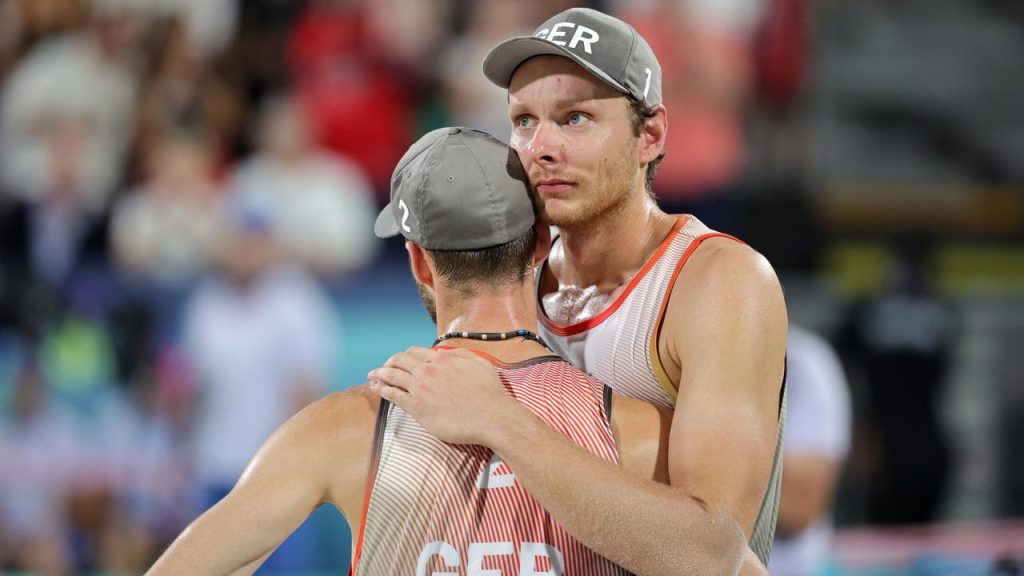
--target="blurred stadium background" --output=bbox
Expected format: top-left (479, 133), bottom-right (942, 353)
top-left (0, 0), bottom-right (1022, 574)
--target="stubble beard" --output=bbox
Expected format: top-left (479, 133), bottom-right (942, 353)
top-left (539, 142), bottom-right (639, 235)
top-left (417, 282), bottom-right (438, 325)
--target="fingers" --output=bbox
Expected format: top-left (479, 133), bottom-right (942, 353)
top-left (369, 379), bottom-right (413, 408)
top-left (367, 366), bottom-right (415, 392)
top-left (381, 347), bottom-right (440, 374)
top-left (369, 346), bottom-right (492, 395)
top-left (388, 346), bottom-right (437, 366)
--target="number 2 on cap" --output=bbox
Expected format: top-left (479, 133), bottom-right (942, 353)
top-left (399, 199), bottom-right (412, 233)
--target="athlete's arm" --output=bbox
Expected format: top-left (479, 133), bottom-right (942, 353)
top-left (659, 239), bottom-right (787, 560)
top-left (369, 242), bottom-right (785, 576)
top-left (371, 349), bottom-right (749, 575)
top-left (146, 389), bottom-right (376, 576)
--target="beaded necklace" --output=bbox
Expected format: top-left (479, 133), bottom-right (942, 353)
top-left (433, 329), bottom-right (553, 352)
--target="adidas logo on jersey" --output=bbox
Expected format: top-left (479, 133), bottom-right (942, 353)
top-left (477, 453), bottom-right (516, 489)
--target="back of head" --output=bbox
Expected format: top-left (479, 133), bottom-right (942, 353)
top-left (375, 127), bottom-right (537, 292)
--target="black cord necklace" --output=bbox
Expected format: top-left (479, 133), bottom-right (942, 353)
top-left (433, 329), bottom-right (553, 352)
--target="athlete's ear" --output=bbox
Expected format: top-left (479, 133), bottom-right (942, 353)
top-left (638, 104), bottom-right (667, 165)
top-left (533, 222), bottom-right (552, 266)
top-left (406, 241), bottom-right (435, 289)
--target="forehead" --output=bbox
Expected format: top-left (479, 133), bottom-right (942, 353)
top-left (508, 55), bottom-right (622, 104)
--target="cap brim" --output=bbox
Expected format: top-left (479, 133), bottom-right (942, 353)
top-left (483, 36), bottom-right (630, 96)
top-left (374, 203), bottom-right (400, 238)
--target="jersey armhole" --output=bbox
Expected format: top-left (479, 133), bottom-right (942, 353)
top-left (349, 399), bottom-right (391, 575)
top-left (603, 384), bottom-right (613, 424)
top-left (779, 355), bottom-right (788, 417)
top-left (650, 232), bottom-right (745, 405)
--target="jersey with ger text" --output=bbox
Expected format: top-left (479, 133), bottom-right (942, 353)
top-left (352, 351), bottom-right (631, 576)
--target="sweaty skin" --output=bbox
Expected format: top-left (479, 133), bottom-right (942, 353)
top-left (370, 56), bottom-right (787, 576)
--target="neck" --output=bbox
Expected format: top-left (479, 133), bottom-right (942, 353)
top-left (433, 278), bottom-right (550, 362)
top-left (554, 196), bottom-right (675, 291)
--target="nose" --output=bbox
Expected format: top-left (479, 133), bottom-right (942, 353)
top-left (524, 121), bottom-right (562, 167)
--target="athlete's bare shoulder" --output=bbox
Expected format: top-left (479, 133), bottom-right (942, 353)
top-left (311, 385), bottom-right (382, 430)
top-left (659, 236), bottom-right (787, 384)
top-left (287, 385), bottom-right (381, 523)
top-left (675, 236), bottom-right (781, 305)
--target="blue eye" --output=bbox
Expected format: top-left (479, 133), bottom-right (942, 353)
top-left (516, 116), bottom-right (534, 129)
top-left (568, 113), bottom-right (587, 126)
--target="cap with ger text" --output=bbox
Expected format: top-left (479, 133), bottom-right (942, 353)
top-left (483, 8), bottom-right (662, 108)
top-left (374, 127), bottom-right (534, 251)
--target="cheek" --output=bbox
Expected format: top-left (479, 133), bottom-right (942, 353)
top-left (510, 136), bottom-right (531, 166)
top-left (598, 138), bottom-right (637, 187)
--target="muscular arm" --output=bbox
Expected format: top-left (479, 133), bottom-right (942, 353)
top-left (147, 389), bottom-right (376, 575)
top-left (497, 394), bottom-right (748, 575)
top-left (661, 240), bottom-right (788, 551)
top-left (370, 244), bottom-right (786, 575)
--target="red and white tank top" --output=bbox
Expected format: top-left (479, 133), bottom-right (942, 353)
top-left (351, 352), bottom-right (630, 576)
top-left (536, 216), bottom-right (786, 564)
top-left (537, 216), bottom-right (738, 409)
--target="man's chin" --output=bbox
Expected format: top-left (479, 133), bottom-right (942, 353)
top-left (536, 199), bottom-right (578, 229)
top-left (541, 208), bottom-right (587, 231)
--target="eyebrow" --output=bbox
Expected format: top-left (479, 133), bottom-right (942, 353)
top-left (509, 91), bottom-right (615, 114)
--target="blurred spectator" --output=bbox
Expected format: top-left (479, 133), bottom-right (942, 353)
top-left (36, 307), bottom-right (125, 573)
top-left (841, 244), bottom-right (955, 525)
top-left (287, 0), bottom-right (420, 196)
top-left (0, 294), bottom-right (171, 574)
top-left (438, 0), bottom-right (534, 138)
top-left (0, 1), bottom-right (141, 211)
top-left (233, 93), bottom-right (378, 279)
top-left (0, 349), bottom-right (73, 575)
top-left (108, 349), bottom-right (192, 573)
top-left (111, 129), bottom-right (226, 289)
top-left (181, 203), bottom-right (334, 570)
top-left (104, 299), bottom-right (193, 569)
top-left (110, 129), bottom-right (227, 338)
top-left (770, 325), bottom-right (852, 576)
top-left (135, 16), bottom-right (243, 168)
top-left (0, 114), bottom-right (111, 302)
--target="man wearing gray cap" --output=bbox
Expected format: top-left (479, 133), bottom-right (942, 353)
top-left (147, 127), bottom-right (685, 575)
top-left (369, 8), bottom-right (787, 576)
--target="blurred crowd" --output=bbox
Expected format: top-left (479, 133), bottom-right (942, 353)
top-left (1, 0), bottom-right (1001, 574)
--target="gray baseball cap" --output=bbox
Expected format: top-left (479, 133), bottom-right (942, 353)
top-left (374, 127), bottom-right (535, 250)
top-left (483, 7), bottom-right (662, 108)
